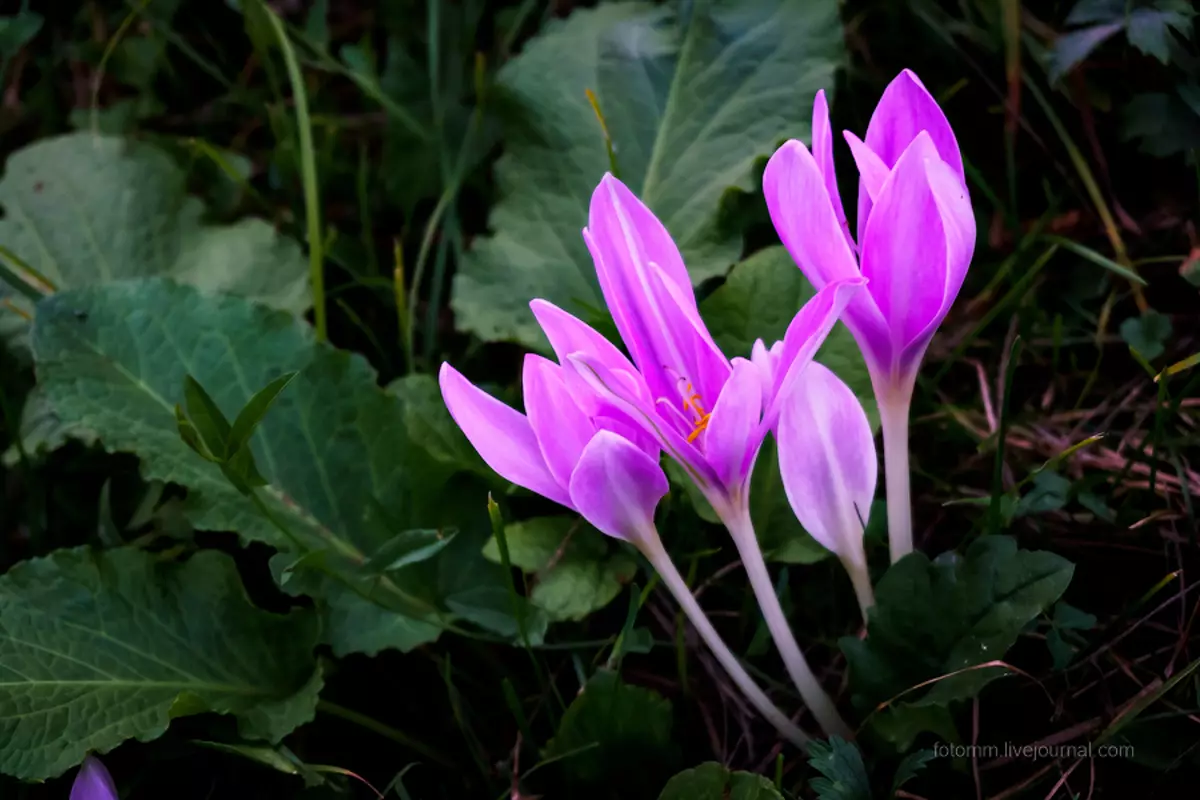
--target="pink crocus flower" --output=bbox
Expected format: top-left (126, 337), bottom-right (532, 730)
top-left (763, 70), bottom-right (976, 564)
top-left (71, 756), bottom-right (117, 800)
top-left (440, 304), bottom-right (810, 746)
top-left (777, 363), bottom-right (878, 620)
top-left (553, 174), bottom-right (861, 738)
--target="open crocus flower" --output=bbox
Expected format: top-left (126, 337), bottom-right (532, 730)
top-left (440, 311), bottom-right (810, 747)
top-left (551, 174), bottom-right (859, 739)
top-left (71, 756), bottom-right (117, 800)
top-left (763, 70), bottom-right (976, 564)
top-left (777, 363), bottom-right (877, 620)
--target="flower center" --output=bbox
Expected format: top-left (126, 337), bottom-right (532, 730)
top-left (680, 382), bottom-right (711, 443)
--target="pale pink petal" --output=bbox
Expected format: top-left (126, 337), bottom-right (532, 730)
top-left (569, 430), bottom-right (668, 542)
top-left (777, 363), bottom-right (877, 557)
top-left (859, 132), bottom-right (949, 354)
top-left (71, 756), bottom-right (118, 800)
top-left (702, 358), bottom-right (764, 490)
top-left (864, 69), bottom-right (964, 178)
top-left (439, 363), bottom-right (571, 508)
top-left (522, 355), bottom-right (595, 489)
top-left (843, 131), bottom-right (890, 204)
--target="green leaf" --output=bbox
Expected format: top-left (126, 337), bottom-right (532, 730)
top-left (1015, 470), bottom-right (1072, 516)
top-left (227, 371), bottom-right (299, 458)
top-left (701, 246), bottom-right (877, 429)
top-left (1053, 601), bottom-right (1097, 630)
top-left (0, 133), bottom-right (311, 350)
top-left (452, 0), bottom-right (843, 348)
top-left (0, 547), bottom-right (321, 780)
top-left (841, 536), bottom-right (1074, 711)
top-left (1120, 310), bottom-right (1173, 360)
top-left (0, 7), bottom-right (42, 63)
top-left (183, 375), bottom-right (233, 459)
top-left (386, 374), bottom-right (489, 478)
top-left (658, 762), bottom-right (784, 800)
top-left (545, 670), bottom-right (677, 790)
top-left (868, 704), bottom-right (958, 753)
top-left (482, 517), bottom-right (637, 621)
top-left (29, 279), bottom-right (505, 656)
top-left (891, 749), bottom-right (936, 795)
top-left (806, 736), bottom-right (872, 800)
top-left (365, 528), bottom-right (457, 572)
top-left (1125, 8), bottom-right (1193, 63)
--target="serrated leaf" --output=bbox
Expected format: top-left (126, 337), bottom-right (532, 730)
top-left (29, 279), bottom-right (516, 656)
top-left (545, 670), bottom-right (677, 791)
top-left (0, 133), bottom-right (310, 350)
top-left (452, 0), bottom-right (843, 349)
top-left (1126, 8), bottom-right (1192, 63)
top-left (891, 749), bottom-right (936, 794)
top-left (658, 762), bottom-right (784, 800)
top-left (806, 737), bottom-right (872, 800)
top-left (840, 536), bottom-right (1074, 711)
top-left (482, 517), bottom-right (637, 621)
top-left (0, 547), bottom-right (321, 780)
top-left (1046, 23), bottom-right (1123, 82)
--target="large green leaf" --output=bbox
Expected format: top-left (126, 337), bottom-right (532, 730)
top-left (481, 516), bottom-right (637, 622)
top-left (841, 536), bottom-right (1074, 713)
top-left (0, 133), bottom-right (310, 349)
top-left (29, 279), bottom-right (519, 655)
top-left (452, 0), bottom-right (843, 348)
top-left (544, 669), bottom-right (677, 792)
top-left (0, 547), bottom-right (321, 780)
top-left (658, 762), bottom-right (784, 800)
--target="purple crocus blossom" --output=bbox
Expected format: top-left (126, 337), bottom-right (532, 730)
top-left (763, 70), bottom-right (975, 562)
top-left (440, 342), bottom-right (667, 543)
top-left (71, 756), bottom-right (117, 800)
top-left (564, 174), bottom-right (864, 520)
top-left (777, 363), bottom-right (877, 618)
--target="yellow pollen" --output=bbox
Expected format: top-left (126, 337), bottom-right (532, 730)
top-left (680, 382), bottom-right (711, 443)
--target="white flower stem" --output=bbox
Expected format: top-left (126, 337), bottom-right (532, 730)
top-left (879, 393), bottom-right (914, 564)
top-left (841, 553), bottom-right (875, 623)
top-left (723, 507), bottom-right (852, 740)
top-left (638, 531), bottom-right (811, 749)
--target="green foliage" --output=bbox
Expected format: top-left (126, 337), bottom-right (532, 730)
top-left (0, 547), bottom-right (321, 780)
top-left (452, 0), bottom-right (844, 349)
top-left (481, 516), bottom-right (637, 622)
top-left (1120, 310), bottom-right (1174, 360)
top-left (841, 537), bottom-right (1073, 724)
top-left (545, 670), bottom-right (677, 792)
top-left (806, 737), bottom-right (872, 800)
top-left (658, 762), bottom-right (784, 800)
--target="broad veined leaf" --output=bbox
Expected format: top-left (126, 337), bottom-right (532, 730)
top-left (0, 133), bottom-right (310, 348)
top-left (481, 516), bottom-right (637, 622)
top-left (30, 279), bottom-right (519, 656)
top-left (452, 0), bottom-right (843, 349)
top-left (840, 536), bottom-right (1074, 713)
top-left (0, 547), bottom-right (321, 780)
top-left (657, 762), bottom-right (784, 800)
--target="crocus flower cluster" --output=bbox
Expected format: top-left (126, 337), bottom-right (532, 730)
top-left (441, 69), bottom-right (971, 744)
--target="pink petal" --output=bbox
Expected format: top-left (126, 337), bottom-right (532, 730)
top-left (865, 69), bottom-right (964, 178)
top-left (569, 430), bottom-right (668, 542)
top-left (843, 131), bottom-right (890, 204)
top-left (777, 363), bottom-right (877, 557)
top-left (439, 363), bottom-right (572, 508)
top-left (702, 358), bottom-right (764, 491)
top-left (71, 756), bottom-right (118, 800)
top-left (859, 132), bottom-right (950, 354)
top-left (812, 90), bottom-right (854, 252)
top-left (522, 355), bottom-right (595, 490)
top-left (763, 140), bottom-right (861, 290)
top-left (762, 277), bottom-right (865, 429)
top-left (530, 298), bottom-right (637, 380)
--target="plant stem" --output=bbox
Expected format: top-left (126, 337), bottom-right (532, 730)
top-left (722, 507), bottom-right (851, 740)
top-left (841, 554), bottom-right (875, 623)
top-left (880, 393), bottom-right (913, 564)
top-left (638, 531), bottom-right (811, 749)
top-left (317, 700), bottom-right (456, 768)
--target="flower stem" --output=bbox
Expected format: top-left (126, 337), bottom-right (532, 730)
top-left (638, 531), bottom-right (811, 749)
top-left (841, 554), bottom-right (875, 623)
top-left (723, 507), bottom-right (852, 740)
top-left (879, 394), bottom-right (913, 564)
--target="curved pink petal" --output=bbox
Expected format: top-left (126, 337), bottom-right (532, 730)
top-left (71, 756), bottom-right (117, 800)
top-left (530, 298), bottom-right (637, 377)
top-left (762, 277), bottom-right (866, 429)
top-left (522, 355), bottom-right (595, 490)
top-left (569, 430), bottom-right (668, 543)
top-left (843, 132), bottom-right (890, 204)
top-left (566, 351), bottom-right (721, 490)
top-left (439, 363), bottom-right (571, 508)
top-left (702, 358), bottom-right (764, 491)
top-left (812, 90), bottom-right (854, 252)
top-left (859, 132), bottom-right (949, 354)
top-left (764, 140), bottom-right (861, 290)
top-left (777, 363), bottom-right (877, 557)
